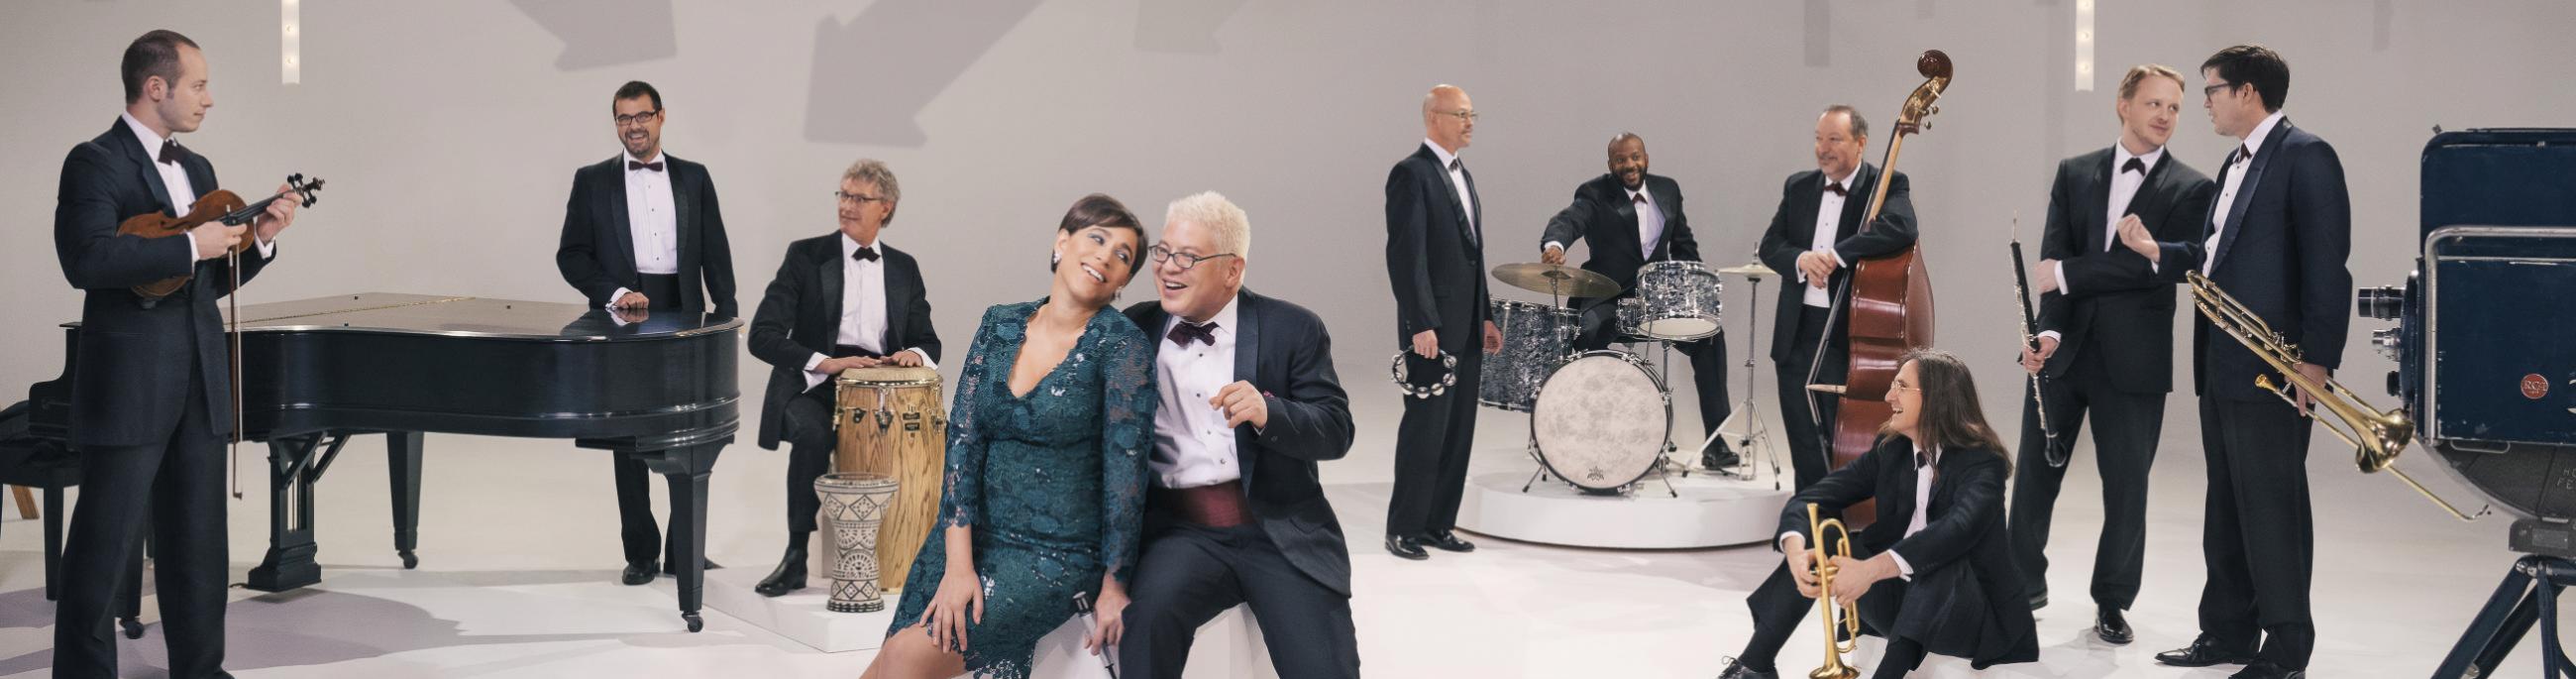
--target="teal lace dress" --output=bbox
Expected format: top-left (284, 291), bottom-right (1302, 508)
top-left (885, 299), bottom-right (1155, 678)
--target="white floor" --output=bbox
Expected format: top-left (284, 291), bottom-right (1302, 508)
top-left (0, 417), bottom-right (2549, 678)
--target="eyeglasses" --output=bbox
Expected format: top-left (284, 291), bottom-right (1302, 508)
top-left (2201, 82), bottom-right (2238, 99)
top-left (1147, 244), bottom-right (1237, 271)
top-left (614, 110), bottom-right (662, 127)
top-left (833, 190), bottom-right (889, 205)
top-left (1439, 109), bottom-right (1479, 122)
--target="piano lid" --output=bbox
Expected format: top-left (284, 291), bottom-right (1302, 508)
top-left (61, 292), bottom-right (742, 341)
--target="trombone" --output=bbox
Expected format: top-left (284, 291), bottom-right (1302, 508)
top-left (2185, 272), bottom-right (2472, 520)
top-left (1807, 504), bottom-right (1862, 679)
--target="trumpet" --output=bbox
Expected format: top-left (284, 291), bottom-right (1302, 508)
top-left (2185, 272), bottom-right (2471, 520)
top-left (1807, 504), bottom-right (1862, 679)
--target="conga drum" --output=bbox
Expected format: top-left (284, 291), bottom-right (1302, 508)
top-left (834, 366), bottom-right (947, 593)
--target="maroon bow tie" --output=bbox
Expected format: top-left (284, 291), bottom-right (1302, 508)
top-left (1167, 320), bottom-right (1218, 347)
top-left (1825, 181), bottom-right (1847, 197)
top-left (628, 160), bottom-right (665, 171)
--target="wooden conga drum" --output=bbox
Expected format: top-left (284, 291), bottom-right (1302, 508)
top-left (833, 366), bottom-right (946, 592)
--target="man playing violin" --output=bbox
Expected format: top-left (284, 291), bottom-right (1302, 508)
top-left (51, 30), bottom-right (301, 679)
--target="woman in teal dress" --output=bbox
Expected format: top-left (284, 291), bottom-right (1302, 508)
top-left (863, 194), bottom-right (1156, 679)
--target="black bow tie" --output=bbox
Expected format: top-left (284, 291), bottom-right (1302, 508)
top-left (1167, 320), bottom-right (1218, 348)
top-left (156, 139), bottom-right (183, 166)
top-left (2122, 157), bottom-right (2147, 174)
top-left (851, 246), bottom-right (879, 263)
top-left (1632, 192), bottom-right (1648, 204)
top-left (1447, 159), bottom-right (1463, 172)
top-left (1825, 181), bottom-right (1847, 197)
top-left (2234, 145), bottom-right (2251, 165)
top-left (1915, 449), bottom-right (1934, 470)
top-left (628, 160), bottom-right (665, 172)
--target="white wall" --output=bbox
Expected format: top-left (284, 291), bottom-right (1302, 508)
top-left (5, 0), bottom-right (2571, 492)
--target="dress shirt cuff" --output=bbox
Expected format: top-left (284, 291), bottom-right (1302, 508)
top-left (178, 232), bottom-right (199, 272)
top-left (1779, 530), bottom-right (1803, 551)
top-left (1544, 241), bottom-right (1565, 253)
top-left (1830, 251), bottom-right (1847, 268)
top-left (2038, 330), bottom-right (2062, 343)
top-left (805, 353), bottom-right (828, 373)
top-left (905, 348), bottom-right (939, 371)
top-left (606, 287), bottom-right (633, 310)
top-left (1890, 549), bottom-right (1915, 581)
top-left (255, 235), bottom-right (277, 260)
top-left (2053, 262), bottom-right (2071, 296)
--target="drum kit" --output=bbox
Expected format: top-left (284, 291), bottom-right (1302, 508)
top-left (1401, 258), bottom-right (1781, 497)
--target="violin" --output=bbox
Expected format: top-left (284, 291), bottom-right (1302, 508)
top-left (117, 173), bottom-right (323, 299)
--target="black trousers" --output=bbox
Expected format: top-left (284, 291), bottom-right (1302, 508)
top-left (1738, 550), bottom-right (1922, 679)
top-left (2005, 340), bottom-right (2164, 611)
top-left (1774, 303), bottom-right (1847, 490)
top-left (1573, 298), bottom-right (1731, 450)
top-left (1119, 520), bottom-right (1360, 679)
top-left (781, 385), bottom-right (838, 536)
top-left (54, 365), bottom-right (230, 679)
top-left (1388, 330), bottom-right (1481, 537)
top-left (2196, 394), bottom-right (2315, 669)
top-left (613, 276), bottom-right (689, 565)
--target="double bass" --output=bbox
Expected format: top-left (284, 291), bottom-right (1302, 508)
top-left (1806, 51), bottom-right (1951, 528)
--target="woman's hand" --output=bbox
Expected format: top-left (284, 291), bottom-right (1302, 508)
top-left (1084, 575), bottom-right (1129, 655)
top-left (924, 562), bottom-right (985, 653)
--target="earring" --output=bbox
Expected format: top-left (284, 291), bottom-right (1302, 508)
top-left (1052, 250), bottom-right (1062, 265)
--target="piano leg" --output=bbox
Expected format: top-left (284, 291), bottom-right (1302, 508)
top-left (635, 442), bottom-right (723, 632)
top-left (386, 432), bottom-right (424, 570)
top-left (44, 487), bottom-right (62, 601)
top-left (249, 433), bottom-right (351, 592)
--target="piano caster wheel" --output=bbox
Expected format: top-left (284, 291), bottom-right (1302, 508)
top-left (399, 550), bottom-right (418, 570)
top-left (120, 618), bottom-right (144, 639)
top-left (683, 612), bottom-right (703, 632)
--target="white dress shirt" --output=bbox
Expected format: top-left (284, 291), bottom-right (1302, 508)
top-left (1423, 140), bottom-right (1477, 240)
top-left (2206, 111), bottom-right (2288, 276)
top-left (2040, 142), bottom-right (2166, 341)
top-left (1801, 167), bottom-right (1859, 307)
top-left (607, 148), bottom-right (680, 308)
top-left (124, 112), bottom-right (275, 268)
top-left (799, 235), bottom-right (935, 391)
top-left (1151, 298), bottom-right (1242, 490)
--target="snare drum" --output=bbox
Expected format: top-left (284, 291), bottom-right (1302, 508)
top-left (1530, 351), bottom-right (1672, 492)
top-left (834, 366), bottom-right (947, 592)
top-left (1479, 299), bottom-right (1579, 411)
top-left (1634, 261), bottom-right (1725, 340)
top-left (1615, 296), bottom-right (1647, 338)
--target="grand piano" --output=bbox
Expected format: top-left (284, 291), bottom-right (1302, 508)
top-left (16, 292), bottom-right (739, 631)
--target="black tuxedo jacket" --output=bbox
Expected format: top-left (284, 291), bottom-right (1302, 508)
top-left (1540, 172), bottom-right (1703, 291)
top-left (1778, 436), bottom-right (2037, 669)
top-left (2150, 119), bottom-right (2353, 400)
top-left (2034, 147), bottom-right (2216, 394)
top-left (1125, 288), bottom-right (1356, 595)
top-left (555, 154), bottom-right (738, 317)
top-left (1754, 164), bottom-right (1918, 361)
top-left (52, 117), bottom-right (273, 447)
top-left (1384, 143), bottom-right (1489, 347)
top-left (746, 233), bottom-right (940, 449)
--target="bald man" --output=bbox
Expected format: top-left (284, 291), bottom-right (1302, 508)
top-left (1382, 84), bottom-right (1499, 561)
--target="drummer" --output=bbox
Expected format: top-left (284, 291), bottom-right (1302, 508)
top-left (744, 158), bottom-right (944, 597)
top-left (1541, 132), bottom-right (1737, 469)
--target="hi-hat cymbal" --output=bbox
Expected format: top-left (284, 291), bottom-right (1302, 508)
top-left (1491, 262), bottom-right (1621, 297)
top-left (1716, 263), bottom-right (1777, 279)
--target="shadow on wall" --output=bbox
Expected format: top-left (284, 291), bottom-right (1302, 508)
top-left (805, 0), bottom-right (1044, 147)
top-left (510, 0), bottom-right (680, 70)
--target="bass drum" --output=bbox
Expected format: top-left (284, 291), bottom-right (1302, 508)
top-left (1530, 351), bottom-right (1671, 493)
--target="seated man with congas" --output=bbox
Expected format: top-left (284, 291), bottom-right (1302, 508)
top-left (1539, 132), bottom-right (1735, 469)
top-left (1718, 350), bottom-right (2037, 679)
top-left (747, 159), bottom-right (941, 597)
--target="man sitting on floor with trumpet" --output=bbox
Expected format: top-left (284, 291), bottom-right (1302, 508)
top-left (1719, 350), bottom-right (2038, 679)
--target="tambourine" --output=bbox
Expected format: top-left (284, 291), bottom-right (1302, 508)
top-left (1390, 349), bottom-right (1457, 399)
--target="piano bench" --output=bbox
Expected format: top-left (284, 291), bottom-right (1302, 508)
top-left (0, 438), bottom-right (80, 602)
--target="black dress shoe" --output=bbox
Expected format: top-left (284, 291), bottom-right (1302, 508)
top-left (2229, 662), bottom-right (2304, 679)
top-left (1423, 530), bottom-right (1476, 553)
top-left (1384, 534), bottom-right (1429, 560)
top-left (755, 547), bottom-right (808, 598)
top-left (1715, 656), bottom-right (1778, 679)
top-left (662, 557), bottom-right (723, 575)
top-left (2094, 608), bottom-right (2133, 645)
top-left (1701, 443), bottom-right (1742, 470)
top-left (620, 560), bottom-right (657, 586)
top-left (2155, 638), bottom-right (2258, 667)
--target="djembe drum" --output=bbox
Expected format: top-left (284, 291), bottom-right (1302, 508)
top-left (813, 472), bottom-right (900, 613)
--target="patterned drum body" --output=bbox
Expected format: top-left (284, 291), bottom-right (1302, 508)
top-left (814, 472), bottom-right (901, 613)
top-left (1530, 351), bottom-right (1671, 492)
top-left (1478, 299), bottom-right (1579, 411)
top-left (1633, 261), bottom-right (1724, 340)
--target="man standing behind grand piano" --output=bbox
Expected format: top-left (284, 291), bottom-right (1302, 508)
top-left (746, 159), bottom-right (940, 597)
top-left (555, 80), bottom-right (739, 585)
top-left (52, 30), bottom-right (300, 679)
